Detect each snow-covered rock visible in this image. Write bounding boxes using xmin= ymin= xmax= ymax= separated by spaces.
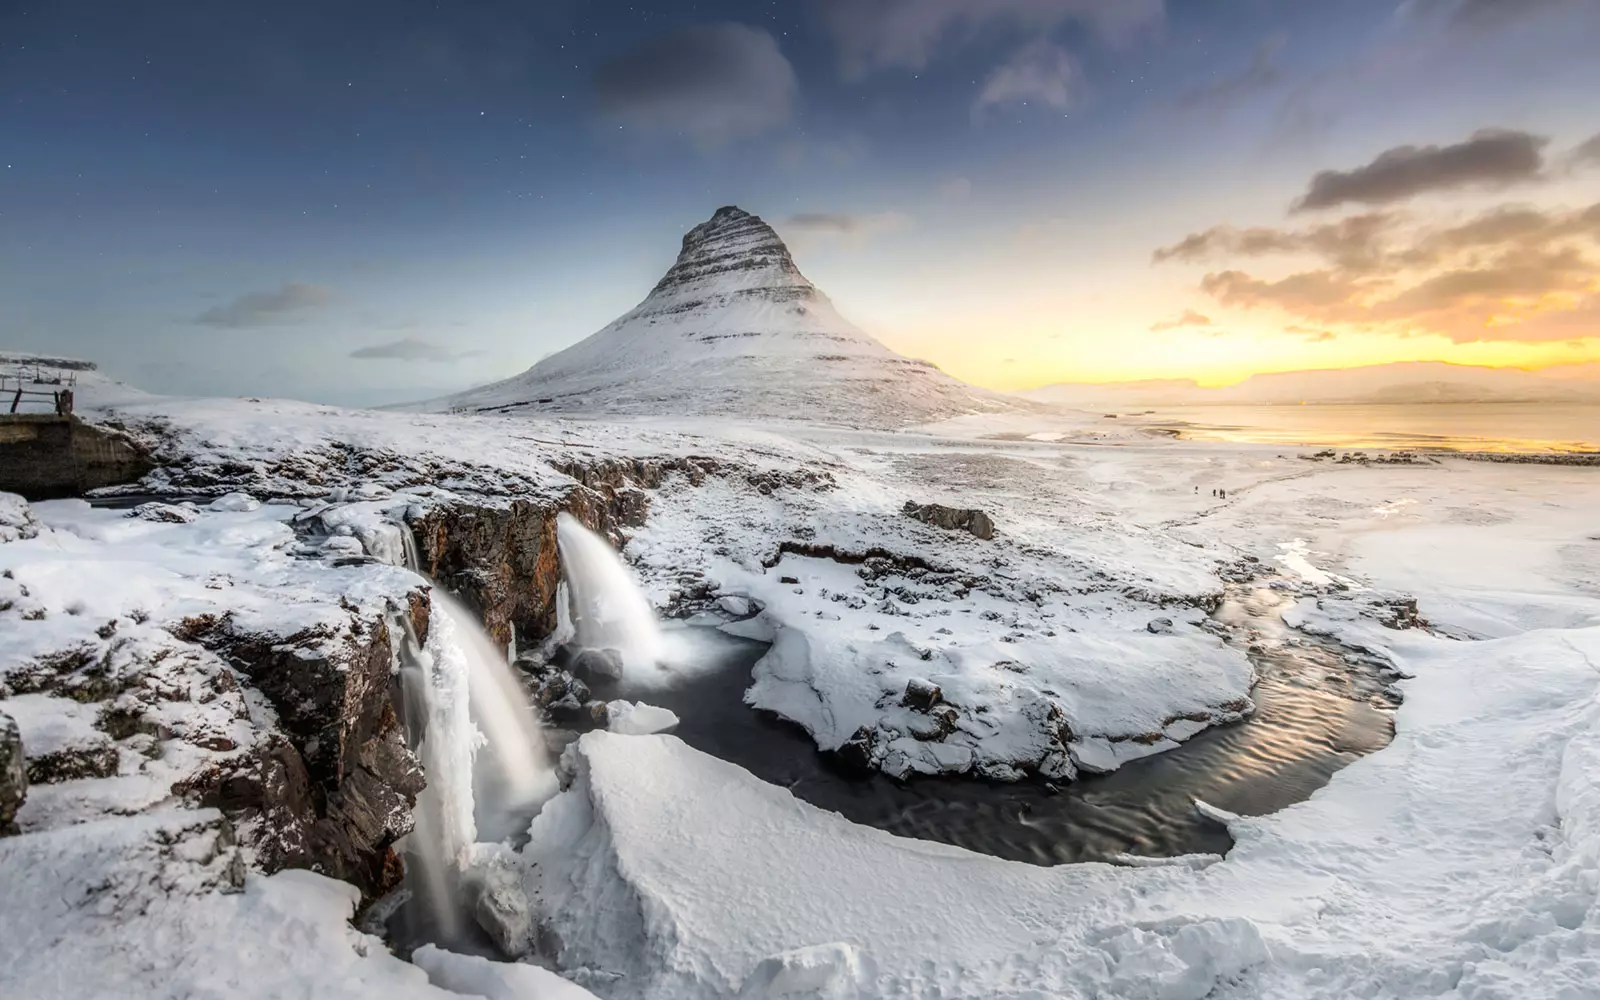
xmin=605 ymin=700 xmax=679 ymax=736
xmin=0 ymin=492 xmax=39 ymax=543
xmin=427 ymin=207 xmax=1024 ymax=428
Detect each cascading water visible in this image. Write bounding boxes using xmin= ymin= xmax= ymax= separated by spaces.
xmin=391 ymin=588 xmax=558 ymax=949
xmin=555 ymin=513 xmax=664 ymax=675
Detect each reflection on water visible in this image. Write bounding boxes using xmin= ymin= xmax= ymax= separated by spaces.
xmin=606 ymin=587 xmax=1398 ymax=865
xmin=1124 ymin=403 xmax=1599 ymax=454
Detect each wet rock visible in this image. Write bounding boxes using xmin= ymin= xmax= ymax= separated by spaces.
xmin=834 ymin=726 xmax=878 ymax=776
xmin=906 ymin=707 xmax=958 ymax=742
xmin=127 ymin=501 xmax=200 ymax=524
xmin=571 ymin=647 xmax=625 ymax=683
xmin=901 ymin=678 xmax=943 ymax=712
xmin=546 ymin=693 xmax=587 ymax=724
xmin=0 ymin=711 xmax=24 ymax=835
xmin=471 ymin=863 xmax=533 ymax=958
xmin=902 ymin=501 xmax=995 ymax=540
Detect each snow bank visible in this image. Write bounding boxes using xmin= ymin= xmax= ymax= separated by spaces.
xmin=522 ymin=610 xmax=1600 ymax=999
xmin=523 ymin=732 xmax=1269 ymax=1000
xmin=0 ymin=806 xmax=572 ymax=1000
xmin=412 ymin=946 xmax=602 ymax=1000
xmin=605 ymin=700 xmax=679 ymax=735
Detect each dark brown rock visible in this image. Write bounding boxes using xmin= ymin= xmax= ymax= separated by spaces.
xmin=902 ymin=501 xmax=995 ymax=540
xmin=834 ymin=726 xmax=878 ymax=776
xmin=0 ymin=415 xmax=154 ymax=501
xmin=902 ymin=678 xmax=943 ymax=712
xmin=26 ymin=744 xmax=120 ymax=784
xmin=179 ymin=604 xmax=426 ymax=900
xmin=0 ymin=711 xmax=24 ymax=835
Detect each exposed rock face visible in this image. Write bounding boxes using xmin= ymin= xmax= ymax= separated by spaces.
xmin=177 ymin=607 xmax=426 ymax=898
xmin=411 ymin=455 xmax=744 ymax=650
xmin=431 ymin=206 xmax=1022 ymax=427
xmin=0 ymin=415 xmax=154 ymax=501
xmin=902 ymin=501 xmax=995 ymax=540
xmin=0 ymin=711 xmax=24 ymax=835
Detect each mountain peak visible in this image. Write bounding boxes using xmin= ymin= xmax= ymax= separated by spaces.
xmin=654 ymin=205 xmax=806 ymax=301
xmin=431 ymin=205 xmax=1021 ymax=427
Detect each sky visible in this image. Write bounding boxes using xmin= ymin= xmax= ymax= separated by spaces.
xmin=2 ymin=0 xmax=1598 ymax=404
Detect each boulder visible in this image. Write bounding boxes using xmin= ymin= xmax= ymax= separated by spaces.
xmin=126 ymin=501 xmax=200 ymax=524
xmin=834 ymin=726 xmax=878 ymax=777
xmin=471 ymin=863 xmax=534 ymax=958
xmin=1146 ymin=617 xmax=1175 ymax=634
xmin=901 ymin=677 xmax=943 ymax=712
xmin=902 ymin=501 xmax=995 ymax=540
xmin=572 ymin=647 xmax=625 ymax=683
xmin=717 ymin=595 xmax=752 ymax=617
xmin=0 ymin=492 xmax=40 ymax=543
xmin=0 ymin=711 xmax=25 ymax=835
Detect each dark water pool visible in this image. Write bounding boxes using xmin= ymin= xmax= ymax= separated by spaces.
xmin=610 ymin=585 xmax=1397 ymax=865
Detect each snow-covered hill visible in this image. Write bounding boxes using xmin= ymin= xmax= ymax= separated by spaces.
xmin=1024 ymin=361 xmax=1600 ymax=408
xmin=426 ymin=207 xmax=1022 ymax=427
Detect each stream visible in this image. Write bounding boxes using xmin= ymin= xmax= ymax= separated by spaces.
xmin=596 ymin=583 xmax=1398 ymax=864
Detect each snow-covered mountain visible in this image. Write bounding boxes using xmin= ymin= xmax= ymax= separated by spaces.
xmin=428 ymin=206 xmax=1020 ymax=427
xmin=1023 ymin=361 xmax=1600 ymax=408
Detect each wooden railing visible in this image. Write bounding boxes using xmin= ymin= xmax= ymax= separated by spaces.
xmin=1 ymin=370 xmax=76 ymax=416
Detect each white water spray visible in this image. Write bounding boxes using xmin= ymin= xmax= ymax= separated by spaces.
xmin=395 ymin=591 xmax=557 ymax=943
xmin=555 ymin=513 xmax=664 ymax=673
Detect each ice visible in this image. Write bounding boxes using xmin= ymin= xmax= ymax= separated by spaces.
xmin=401 ymin=592 xmax=559 ymax=938
xmin=604 ymin=700 xmax=679 ymax=735
xmin=411 ymin=945 xmax=602 ymax=999
xmin=207 ymin=491 xmax=261 ymax=512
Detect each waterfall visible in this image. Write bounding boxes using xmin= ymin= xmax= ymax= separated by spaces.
xmin=554 ymin=513 xmax=664 ymax=675
xmin=392 ymin=590 xmax=557 ymax=945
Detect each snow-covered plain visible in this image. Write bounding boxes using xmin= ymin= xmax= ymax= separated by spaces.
xmin=1 ymin=366 xmax=1596 ymax=998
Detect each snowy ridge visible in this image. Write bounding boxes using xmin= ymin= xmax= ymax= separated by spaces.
xmin=429 ymin=207 xmax=1023 ymax=427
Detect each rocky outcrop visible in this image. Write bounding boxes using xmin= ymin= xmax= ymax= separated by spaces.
xmin=0 ymin=415 xmax=154 ymax=500
xmin=902 ymin=501 xmax=995 ymax=540
xmin=176 ymin=605 xmax=426 ymax=899
xmin=0 ymin=711 xmax=23 ymax=835
xmin=412 ymin=454 xmax=815 ymax=650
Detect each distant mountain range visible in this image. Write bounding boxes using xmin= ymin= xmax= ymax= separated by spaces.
xmin=1021 ymin=361 xmax=1600 ymax=408
xmin=424 ymin=206 xmax=1021 ymax=427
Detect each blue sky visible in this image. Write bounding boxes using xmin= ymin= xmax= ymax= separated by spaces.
xmin=2 ymin=0 xmax=1597 ymax=403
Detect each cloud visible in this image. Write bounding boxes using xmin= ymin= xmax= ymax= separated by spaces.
xmin=1176 ymin=32 xmax=1287 ymax=110
xmin=195 ymin=282 xmax=333 ymax=328
xmin=782 ymin=211 xmax=910 ymax=246
xmin=1286 ymin=325 xmax=1337 ymax=342
xmin=1400 ymin=0 xmax=1591 ymax=30
xmin=592 ymin=23 xmax=797 ymax=145
xmin=1149 ymin=309 xmax=1214 ymax=332
xmin=1192 ymin=236 xmax=1600 ymax=344
xmin=815 ymin=0 xmax=1163 ymax=78
xmin=974 ymin=40 xmax=1083 ymax=117
xmin=1292 ymin=128 xmax=1548 ymax=212
xmin=1570 ymin=131 xmax=1600 ymax=169
xmin=349 ymin=337 xmax=479 ymax=362
xmin=1153 ymin=212 xmax=1400 ymax=273
xmin=1201 ymin=270 xmax=1363 ymax=315
xmin=939 ymin=177 xmax=973 ymax=201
